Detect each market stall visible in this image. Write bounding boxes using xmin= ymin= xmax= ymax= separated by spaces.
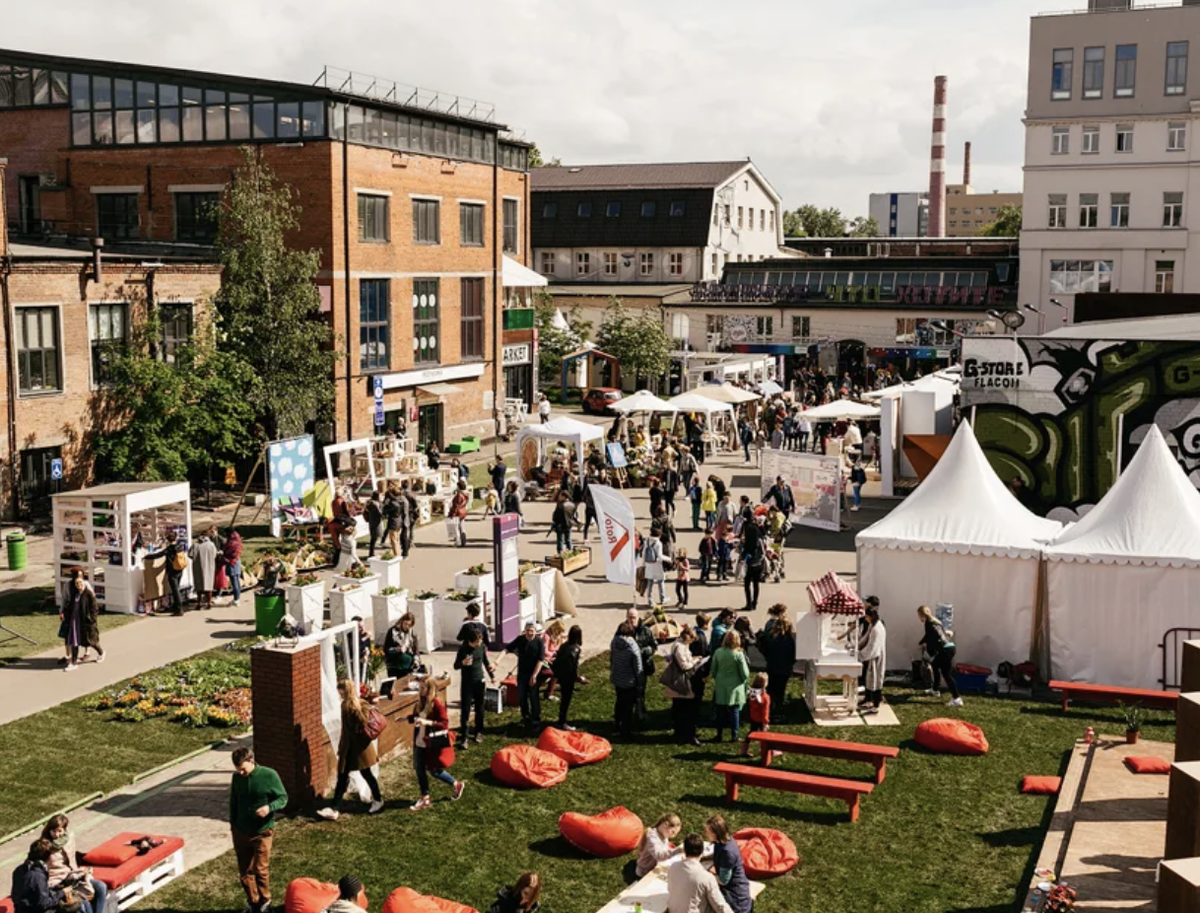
xmin=796 ymin=571 xmax=863 ymax=719
xmin=1043 ymin=425 xmax=1200 ymax=689
xmin=515 ymin=417 xmax=605 ymax=485
xmin=856 ymin=422 xmax=1061 ymax=671
xmin=666 ymin=391 xmax=736 ymax=450
xmin=610 ymin=390 xmax=677 ymax=417
xmin=694 ymin=382 xmax=761 ymax=405
xmin=52 ymin=482 xmax=193 ymax=613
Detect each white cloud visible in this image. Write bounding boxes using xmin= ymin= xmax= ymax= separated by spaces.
xmin=5 ymin=0 xmax=1050 ymax=213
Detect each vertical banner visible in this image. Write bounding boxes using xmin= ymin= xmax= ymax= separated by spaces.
xmin=760 ymin=449 xmax=843 ymax=532
xmin=588 ymin=484 xmax=637 ymax=585
xmin=268 ymin=436 xmax=316 ymax=537
xmin=493 ymin=514 xmax=522 ymax=646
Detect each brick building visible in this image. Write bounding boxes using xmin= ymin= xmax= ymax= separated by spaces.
xmin=0 ymin=49 xmax=536 ymax=511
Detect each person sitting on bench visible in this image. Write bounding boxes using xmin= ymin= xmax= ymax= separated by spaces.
xmin=12 ymin=838 xmax=92 ymax=913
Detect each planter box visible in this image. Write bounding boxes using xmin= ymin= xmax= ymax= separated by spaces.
xmin=453 ymin=571 xmax=494 ymax=626
xmin=519 ymin=595 xmax=537 ymax=629
xmin=333 ymin=572 xmax=380 ymax=598
xmin=527 ymin=567 xmax=557 ymax=624
xmin=409 ymin=594 xmax=441 ymax=652
xmin=371 ymin=591 xmax=409 ymax=645
xmin=285 ymin=581 xmax=326 ymax=633
xmin=546 ymin=547 xmax=592 ymax=576
xmin=330 ymin=586 xmax=373 ymax=630
xmin=369 ymin=556 xmax=403 ymax=591
xmin=435 ymin=596 xmax=474 ymax=646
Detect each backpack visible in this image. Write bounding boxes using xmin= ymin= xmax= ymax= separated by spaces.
xmin=170 ymin=548 xmax=188 ymax=572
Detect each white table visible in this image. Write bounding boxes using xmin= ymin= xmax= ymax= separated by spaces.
xmin=596 ymin=855 xmax=765 ymax=913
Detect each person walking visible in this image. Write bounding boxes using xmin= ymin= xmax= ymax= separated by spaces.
xmin=229 ymin=747 xmax=287 ymax=913
xmin=489 ymin=457 xmax=508 ymax=496
xmin=635 ymin=813 xmax=683 ymax=878
xmin=454 ymin=628 xmax=495 ymax=746
xmin=42 ymin=815 xmax=107 ymax=913
xmin=740 ymin=518 xmax=766 ymax=612
xmin=456 ymin=602 xmax=490 ymax=646
xmin=664 ymin=627 xmax=700 ymax=745
xmin=316 ymin=680 xmax=384 ymax=819
xmin=700 ymin=480 xmax=717 ymax=531
xmin=859 ymin=605 xmax=887 ymax=712
xmin=400 ymin=482 xmax=417 ymax=558
xmin=503 ymin=480 xmax=523 ymax=526
xmin=148 ymin=530 xmax=187 ymax=616
xmin=551 ymin=625 xmax=584 ymax=730
xmin=798 ymin=416 xmax=811 ymax=453
xmin=766 ymin=475 xmax=794 ymax=516
xmin=407 ymin=677 xmax=466 ymax=810
xmin=364 ymin=492 xmax=384 ymax=559
xmin=485 ymin=872 xmax=541 ymax=913
xmin=710 ymin=631 xmax=750 ymax=744
xmin=849 ymin=457 xmax=867 ymax=512
xmin=506 ymin=622 xmax=546 ymax=731
xmin=698 ymin=529 xmax=716 ymax=584
xmin=60 ymin=570 xmax=103 ymax=671
xmin=705 ymin=816 xmax=752 ymax=913
xmin=449 ymin=480 xmax=470 ymax=547
xmin=641 ymin=528 xmax=666 ymax=607
xmin=383 ymin=487 xmax=402 ymax=557
xmin=763 ymin=614 xmax=795 ymax=723
xmin=609 ymin=622 xmax=643 ymax=738
xmin=738 ymin=419 xmax=753 ymax=464
xmin=918 ymin=605 xmax=961 ymax=706
xmin=551 ymin=491 xmax=575 ymax=554
xmin=674 ymin=548 xmax=690 ymax=608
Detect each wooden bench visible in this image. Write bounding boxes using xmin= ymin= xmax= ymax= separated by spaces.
xmin=713 ymin=762 xmax=874 ymax=823
xmin=1050 ymin=680 xmax=1180 ymax=713
xmin=750 ymin=732 xmax=901 ymax=785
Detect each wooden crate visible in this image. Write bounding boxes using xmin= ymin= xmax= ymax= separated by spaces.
xmin=546 ymin=547 xmax=592 ymax=575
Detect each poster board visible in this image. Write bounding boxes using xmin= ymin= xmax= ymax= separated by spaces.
xmin=268 ymin=436 xmax=317 ymax=538
xmin=606 ymin=442 xmax=627 ymax=469
xmin=761 ymin=449 xmax=842 ymax=532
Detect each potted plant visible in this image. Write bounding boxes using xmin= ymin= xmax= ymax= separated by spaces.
xmin=285 ymin=572 xmax=326 ymax=633
xmin=455 ymin=562 xmax=493 ymax=600
xmin=408 ymin=587 xmax=442 ymax=652
xmin=518 ymin=584 xmax=537 ymax=629
xmin=1044 ymin=883 xmax=1076 ymax=913
xmin=435 ymin=589 xmax=476 ymax=645
xmin=546 ymin=546 xmax=592 ymax=575
xmin=371 ymin=585 xmax=409 ymax=642
xmin=368 ymin=550 xmax=403 ymax=590
xmin=1120 ymin=701 xmax=1145 ymax=744
xmin=333 ymin=561 xmax=381 ymax=598
xmin=329 ymin=582 xmax=372 ymax=629
xmin=525 ymin=564 xmax=557 ymax=623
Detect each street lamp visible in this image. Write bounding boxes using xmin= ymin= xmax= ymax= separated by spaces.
xmin=1048 ymin=298 xmax=1069 ymax=325
xmin=1022 ymin=303 xmax=1045 ymax=335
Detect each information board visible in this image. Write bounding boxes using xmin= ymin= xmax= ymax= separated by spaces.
xmin=760 ymin=449 xmax=842 ymax=532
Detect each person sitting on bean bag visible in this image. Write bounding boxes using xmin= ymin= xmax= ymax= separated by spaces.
xmin=325 ymin=877 xmax=369 ymax=913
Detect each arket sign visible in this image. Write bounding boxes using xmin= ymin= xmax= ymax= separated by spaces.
xmin=502 ymin=344 xmax=531 ymax=366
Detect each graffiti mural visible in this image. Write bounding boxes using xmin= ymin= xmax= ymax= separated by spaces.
xmin=960 ymin=337 xmax=1200 ymax=520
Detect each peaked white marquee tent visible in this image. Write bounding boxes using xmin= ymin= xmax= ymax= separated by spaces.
xmin=1043 ymin=425 xmax=1200 ymax=689
xmin=695 ymin=383 xmax=760 ymax=405
xmin=856 ymin=422 xmax=1062 ymax=670
xmin=515 ymin=417 xmax=605 ymax=483
xmin=800 ymin=399 xmax=882 ymax=420
xmin=667 ymin=391 xmax=736 ymax=420
xmin=610 ymin=390 xmax=677 ymax=416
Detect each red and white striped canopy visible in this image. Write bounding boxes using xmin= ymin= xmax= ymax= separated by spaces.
xmin=806 ymin=571 xmax=865 ymax=615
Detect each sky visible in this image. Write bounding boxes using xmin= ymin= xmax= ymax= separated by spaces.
xmin=6 ymin=0 xmax=1052 ymax=215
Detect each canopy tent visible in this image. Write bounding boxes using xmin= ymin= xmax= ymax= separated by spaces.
xmin=857 ymin=422 xmax=1062 ymax=671
xmin=695 ymin=383 xmax=760 ymax=405
xmin=1043 ymin=425 xmax=1200 ymax=688
xmin=667 ymin=391 xmax=736 ymax=419
xmin=610 ymin=390 xmax=678 ymax=416
xmin=862 ymin=370 xmax=960 ymax=401
xmin=758 ymin=380 xmax=785 ymax=397
xmin=502 ymin=255 xmax=548 ymax=288
xmin=800 ymin=399 xmax=881 ymax=420
xmin=515 ymin=417 xmax=605 ymax=484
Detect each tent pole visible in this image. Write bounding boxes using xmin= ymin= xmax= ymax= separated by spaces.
xmin=1115 ymin=413 xmax=1125 ymax=479
xmin=970 ymin=405 xmax=977 ymax=428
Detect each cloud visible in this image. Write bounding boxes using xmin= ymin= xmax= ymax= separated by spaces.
xmin=4 ymin=0 xmax=1047 ymax=213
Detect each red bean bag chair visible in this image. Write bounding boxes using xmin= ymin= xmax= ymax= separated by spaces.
xmin=382 ymin=887 xmax=478 ymax=913
xmin=285 ymin=879 xmax=369 ymax=913
xmin=1020 ymin=776 xmax=1062 ymax=795
xmin=490 ymin=744 xmax=569 ymax=789
xmin=1125 ymin=756 xmax=1171 ymax=774
xmin=558 ymin=806 xmax=643 ymax=858
xmin=733 ymin=828 xmax=800 ymax=878
xmin=537 ymin=727 xmax=612 ymax=767
xmin=914 ymin=718 xmax=989 ymax=756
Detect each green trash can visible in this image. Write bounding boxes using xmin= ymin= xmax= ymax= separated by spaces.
xmin=6 ymin=531 xmax=27 ymax=571
xmin=254 ymin=593 xmax=287 ymax=636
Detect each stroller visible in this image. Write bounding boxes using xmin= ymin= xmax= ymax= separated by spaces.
xmin=763 ymin=544 xmax=785 ymax=583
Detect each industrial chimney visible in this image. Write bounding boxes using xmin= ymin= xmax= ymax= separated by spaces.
xmin=928 ymin=76 xmax=948 ymax=238
xmin=963 ymin=141 xmax=972 ymax=188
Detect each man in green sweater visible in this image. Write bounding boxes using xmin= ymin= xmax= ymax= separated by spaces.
xmin=229 ymin=747 xmax=288 ymax=913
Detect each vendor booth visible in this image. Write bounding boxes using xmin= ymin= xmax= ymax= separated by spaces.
xmin=694 ymin=383 xmax=760 ymax=405
xmin=796 ymin=571 xmax=864 ymax=719
xmin=1043 ymin=425 xmax=1200 ymax=689
xmin=516 ymin=417 xmax=605 ymax=484
xmin=856 ymin=422 xmax=1061 ymax=671
xmin=52 ymin=482 xmax=193 ymax=613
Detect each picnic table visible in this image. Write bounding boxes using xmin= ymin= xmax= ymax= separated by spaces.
xmin=595 ymin=852 xmax=765 ymax=913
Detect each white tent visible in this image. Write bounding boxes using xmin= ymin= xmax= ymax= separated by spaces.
xmin=695 ymin=383 xmax=760 ymax=405
xmin=857 ymin=422 xmax=1062 ymax=670
xmin=1043 ymin=425 xmax=1200 ymax=688
xmin=862 ymin=370 xmax=960 ymax=401
xmin=610 ymin=390 xmax=677 ymax=416
xmin=515 ymin=417 xmax=605 ymax=483
xmin=759 ymin=380 xmax=784 ymax=397
xmin=667 ymin=391 xmax=736 ymax=419
xmin=800 ymin=399 xmax=882 ymax=420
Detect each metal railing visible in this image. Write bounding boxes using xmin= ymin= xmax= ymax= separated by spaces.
xmin=1037 ymin=1 xmax=1189 ymax=17
xmin=313 ymin=66 xmax=496 ymax=123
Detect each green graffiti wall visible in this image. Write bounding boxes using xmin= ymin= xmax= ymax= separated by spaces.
xmin=960 ymin=336 xmax=1200 ymax=517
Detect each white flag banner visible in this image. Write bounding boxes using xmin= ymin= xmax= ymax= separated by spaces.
xmin=588 ymin=484 xmax=637 ymax=586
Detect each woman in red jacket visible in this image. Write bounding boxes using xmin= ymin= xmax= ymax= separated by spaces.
xmin=408 ymin=677 xmax=465 ymax=810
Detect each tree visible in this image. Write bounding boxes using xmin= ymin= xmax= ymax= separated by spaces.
xmin=533 ymin=290 xmax=592 ymax=384
xmin=981 ymin=204 xmax=1022 ymax=237
xmin=596 ymin=299 xmax=672 ymax=387
xmin=213 ymin=148 xmax=338 ymax=440
xmin=528 ymin=142 xmax=561 ymax=168
xmin=848 ymin=215 xmax=881 ymax=237
xmin=782 ymin=205 xmax=846 ymax=238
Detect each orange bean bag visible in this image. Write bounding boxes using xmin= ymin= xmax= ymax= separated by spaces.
xmin=537 ymin=727 xmax=612 ymax=767
xmin=285 ymin=879 xmax=368 ymax=913
xmin=490 ymin=744 xmax=569 ymax=789
xmin=381 ymin=887 xmax=478 ymax=913
xmin=914 ymin=718 xmax=989 ymax=756
xmin=558 ymin=806 xmax=643 ymax=858
xmin=1125 ymin=756 xmax=1171 ymax=774
xmin=1020 ymin=776 xmax=1062 ymax=795
xmin=733 ymin=828 xmax=800 ymax=878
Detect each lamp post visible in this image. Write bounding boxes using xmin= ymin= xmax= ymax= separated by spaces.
xmin=1048 ymin=298 xmax=1069 ymax=325
xmin=1022 ymin=303 xmax=1045 ymax=335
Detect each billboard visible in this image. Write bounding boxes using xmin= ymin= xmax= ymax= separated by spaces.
xmin=761 ymin=449 xmax=842 ymax=532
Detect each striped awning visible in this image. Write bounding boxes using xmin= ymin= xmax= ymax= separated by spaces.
xmin=806 ymin=571 xmax=865 ymax=615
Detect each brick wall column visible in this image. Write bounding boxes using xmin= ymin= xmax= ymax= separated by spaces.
xmin=250 ymin=641 xmax=333 ymax=810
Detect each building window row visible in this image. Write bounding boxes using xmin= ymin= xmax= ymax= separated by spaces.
xmin=726 ymin=269 xmax=991 ymax=290
xmin=1047 ymin=191 xmax=1184 ymax=228
xmin=331 ymin=104 xmax=499 ymax=167
xmin=550 ymin=200 xmax=688 ymax=220
xmin=0 ymin=64 xmax=68 ymax=107
xmin=356 ymin=196 xmax=508 ymax=249
xmin=1049 ymin=260 xmax=1113 ymax=294
xmin=1050 ymin=122 xmax=1184 ymax=156
xmin=1052 ymin=41 xmax=1187 ymax=100
xmin=359 ymin=278 xmax=482 ymax=372
xmin=538 ymin=250 xmax=694 ymax=278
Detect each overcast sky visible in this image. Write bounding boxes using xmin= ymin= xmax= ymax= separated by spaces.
xmin=8 ymin=0 xmax=1051 ymax=215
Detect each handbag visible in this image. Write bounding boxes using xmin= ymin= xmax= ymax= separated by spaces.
xmin=658 ymin=653 xmax=694 ymax=699
xmin=361 ymin=706 xmax=389 ymax=740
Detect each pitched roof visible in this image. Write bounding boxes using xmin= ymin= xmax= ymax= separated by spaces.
xmin=531 ymin=161 xmax=749 ymax=191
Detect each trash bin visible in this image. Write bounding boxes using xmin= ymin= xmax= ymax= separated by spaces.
xmin=255 ymin=593 xmax=286 ymax=636
xmin=6 ymin=531 xmax=27 ymax=571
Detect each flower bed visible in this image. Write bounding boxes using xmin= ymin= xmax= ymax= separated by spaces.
xmin=83 ymin=650 xmax=253 ymax=728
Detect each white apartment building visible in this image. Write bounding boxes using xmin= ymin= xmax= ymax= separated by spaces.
xmin=869 ymin=191 xmax=929 ymax=237
xmin=1021 ymin=0 xmax=1200 ymax=321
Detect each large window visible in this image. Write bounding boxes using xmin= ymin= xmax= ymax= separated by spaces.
xmin=0 ymin=65 xmax=68 ymax=108
xmin=160 ymin=302 xmax=193 ymax=364
xmin=358 ymin=194 xmax=389 ymax=242
xmin=1164 ymin=192 xmax=1184 ymax=227
xmin=1110 ymin=192 xmax=1130 ymax=227
xmin=1052 ymin=127 xmax=1070 ymax=155
xmin=360 ymin=279 xmax=390 ymax=371
xmin=175 ymin=191 xmax=219 ymax=243
xmin=1052 ymin=48 xmax=1073 ymax=99
xmin=16 ymin=307 xmax=60 ymax=393
xmin=503 ymin=199 xmax=519 ymax=254
xmin=1169 ymin=122 xmax=1187 ymax=152
xmin=1167 ymin=41 xmax=1189 ymax=95
xmin=413 ymin=199 xmax=440 ymax=244
xmin=1156 ymin=260 xmax=1176 ymax=293
xmin=1048 ymin=194 xmax=1067 ymax=229
xmin=1082 ymin=125 xmax=1100 ymax=154
xmin=755 ymin=316 xmax=773 ymax=339
xmin=460 ymin=203 xmax=484 ymax=247
xmin=460 ymin=278 xmax=485 ymax=360
xmin=1083 ymin=47 xmax=1104 ymax=98
xmin=1116 ymin=124 xmax=1134 ymax=153
xmin=1079 ymin=193 xmax=1098 ymax=228
xmin=791 ymin=316 xmax=810 ymax=339
xmin=96 ymin=192 xmax=139 ymax=239
xmin=1115 ymin=45 xmax=1137 ymax=97
xmin=89 ymin=302 xmax=127 ymax=386
xmin=1049 ymin=260 xmax=1114 ymax=293
xmin=413 ymin=279 xmax=439 ymax=365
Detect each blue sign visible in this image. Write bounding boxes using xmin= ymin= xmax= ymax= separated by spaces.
xmin=50 ymin=458 xmax=63 ymax=481
xmin=374 ymin=377 xmax=385 ymax=427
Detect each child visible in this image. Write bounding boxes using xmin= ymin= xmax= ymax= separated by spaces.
xmin=716 ymin=526 xmax=733 ymax=581
xmin=484 ymin=487 xmax=500 ymax=517
xmin=698 ymin=530 xmax=716 ymax=584
xmin=688 ymin=478 xmax=703 ymax=531
xmin=675 ymin=548 xmax=690 ymax=608
xmin=740 ymin=672 xmax=772 ymax=757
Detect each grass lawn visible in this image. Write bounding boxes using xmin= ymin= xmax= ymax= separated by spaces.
xmin=0 ymin=641 xmax=252 ymax=836
xmin=0 ymin=585 xmax=137 ymax=664
xmin=142 ymin=656 xmax=1176 ymax=913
